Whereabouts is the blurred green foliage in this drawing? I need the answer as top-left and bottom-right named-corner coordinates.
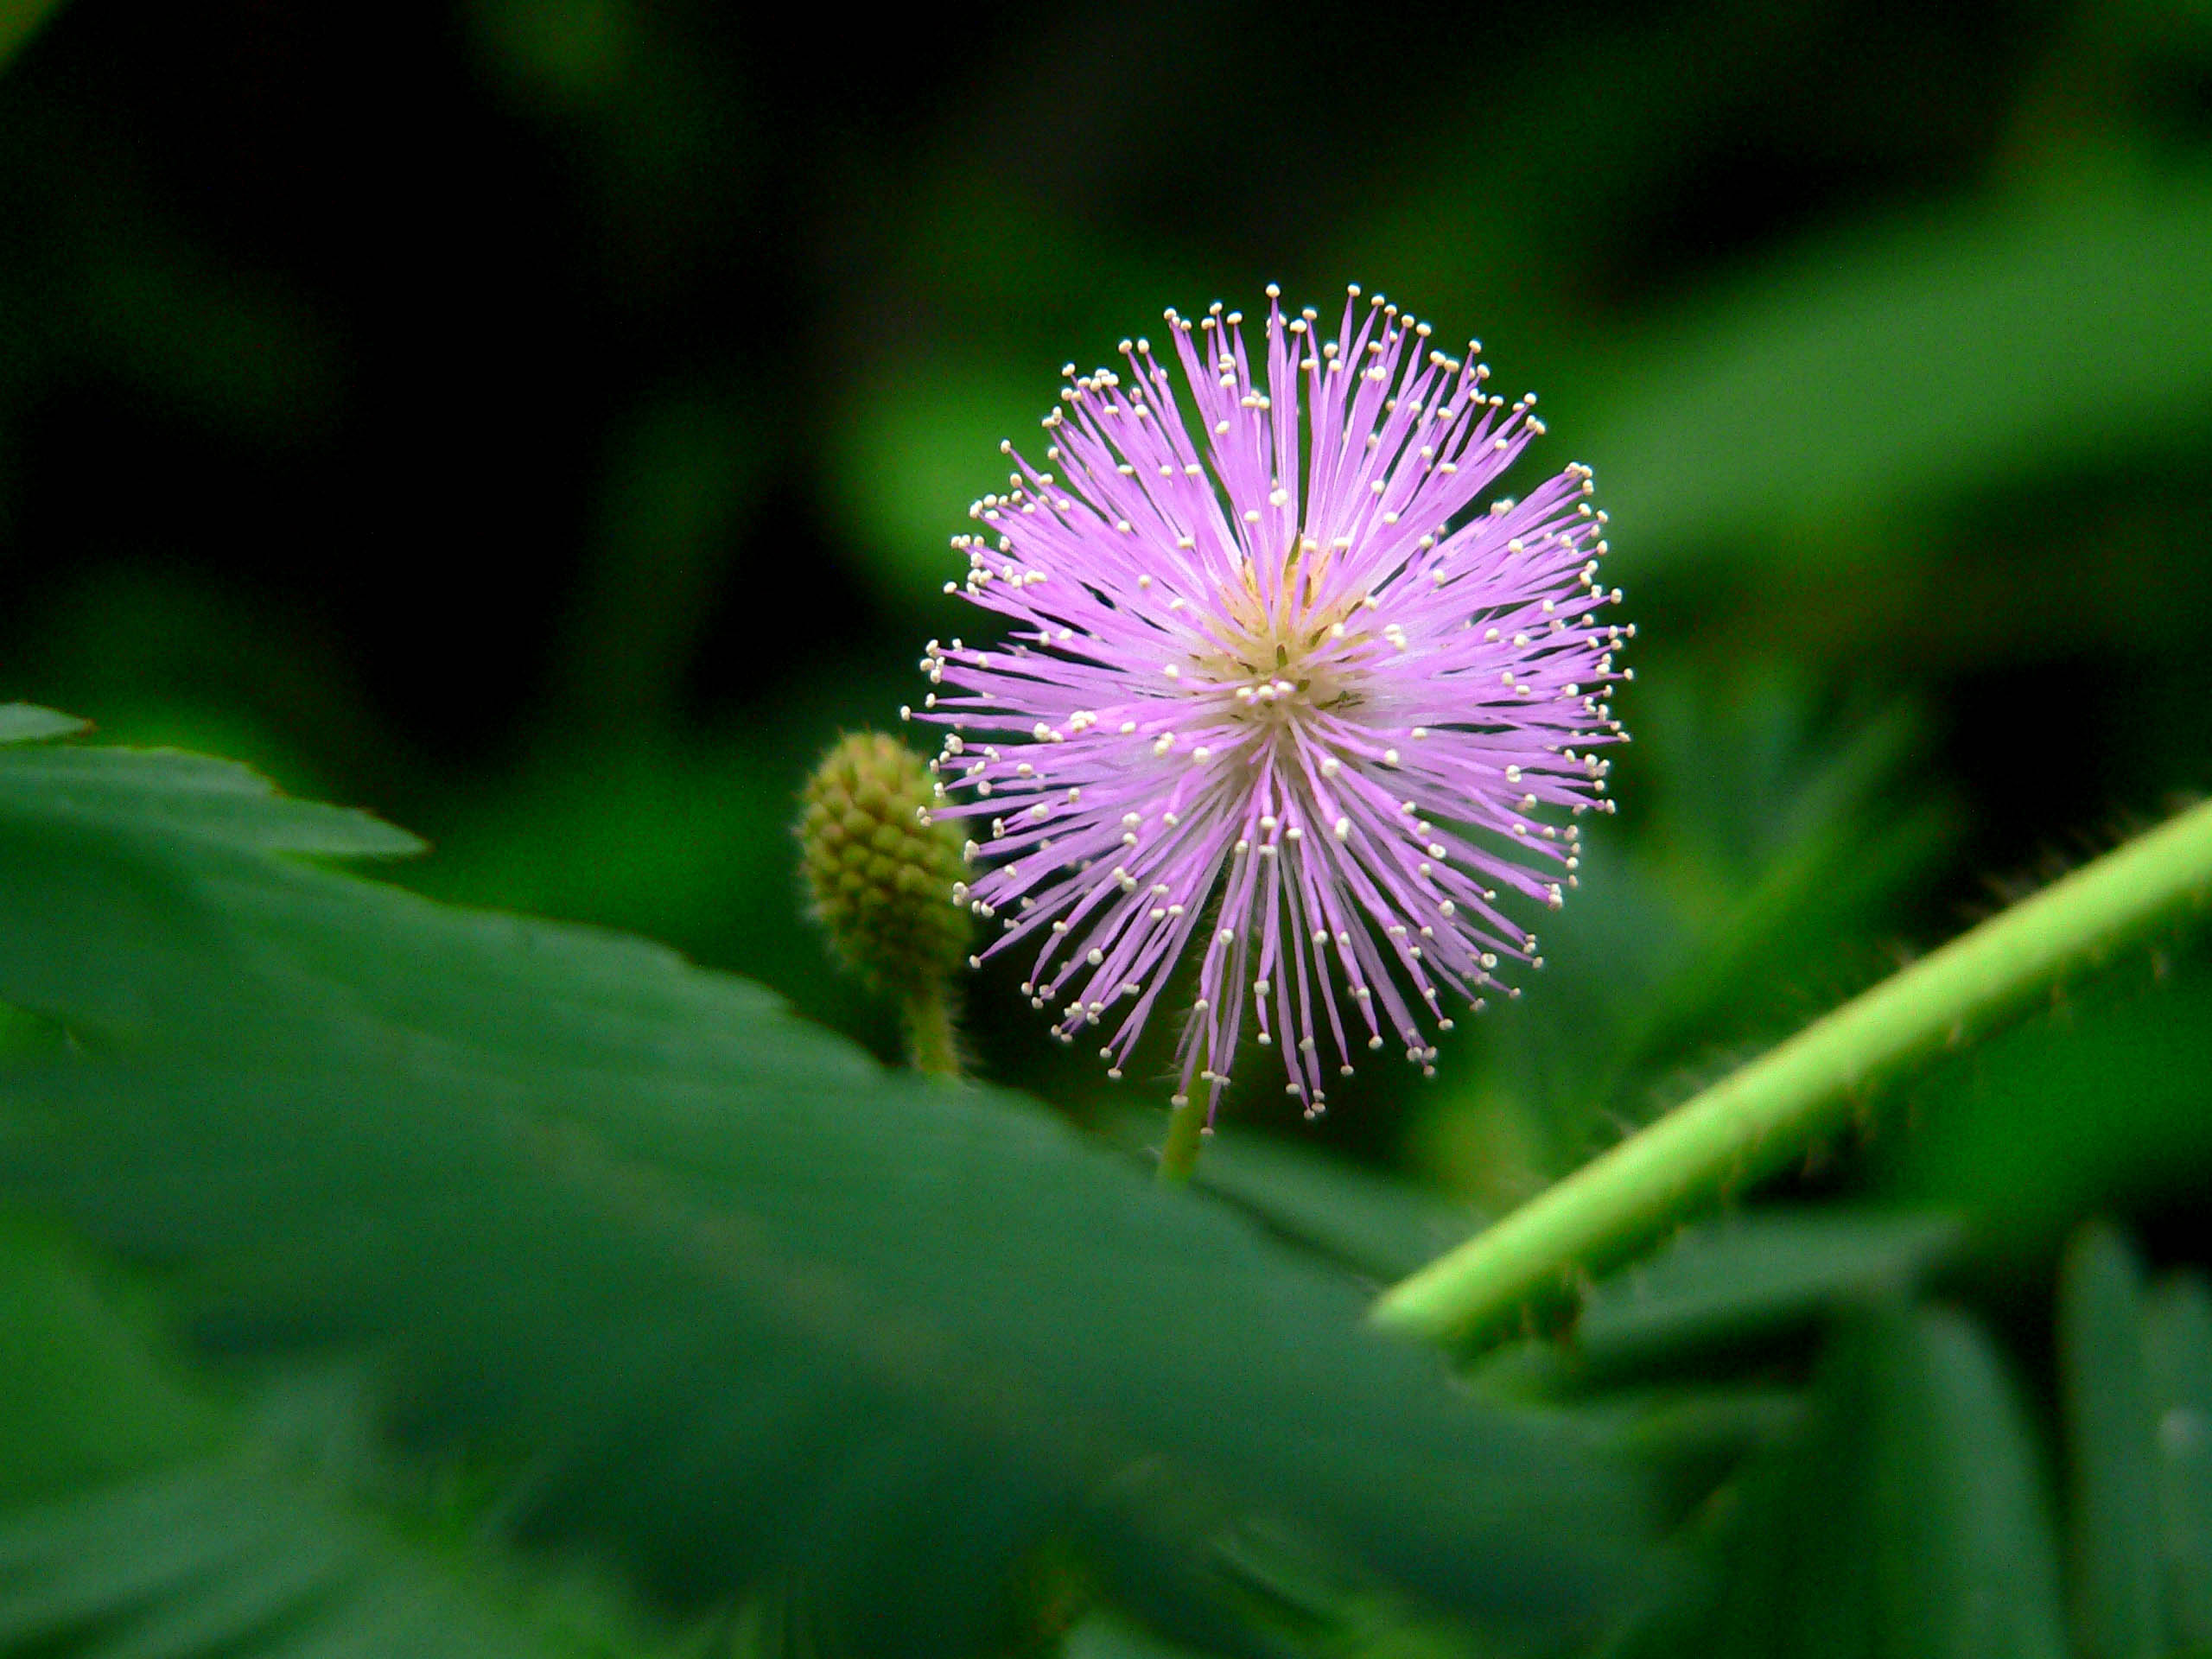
top-left (0, 715), bottom-right (1650, 1656)
top-left (3, 0), bottom-right (2212, 1652)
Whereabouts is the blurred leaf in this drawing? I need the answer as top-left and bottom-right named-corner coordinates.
top-left (822, 218), bottom-right (1193, 617)
top-left (553, 397), bottom-right (762, 734)
top-left (0, 1446), bottom-right (683, 1659)
top-left (0, 1222), bottom-right (223, 1510)
top-left (402, 740), bottom-right (789, 944)
top-left (78, 257), bottom-right (334, 433)
top-left (0, 704), bottom-right (86, 743)
top-left (461, 0), bottom-right (747, 269)
top-left (1567, 1388), bottom-right (1804, 1535)
top-left (0, 722), bottom-right (1653, 1654)
top-left (3, 1463), bottom-right (618, 1659)
top-left (1097, 1111), bottom-right (1483, 1287)
top-left (2061, 1224), bottom-right (2164, 1658)
top-left (1, 1218), bottom-right (667, 1659)
top-left (1182, 1522), bottom-right (1521, 1659)
top-left (391, 711), bottom-right (904, 1055)
top-left (468, 0), bottom-right (636, 109)
top-left (0, 85), bottom-right (337, 439)
top-left (1062, 1612), bottom-right (1217, 1659)
top-left (1588, 163), bottom-right (2212, 578)
top-left (2146, 1276), bottom-right (2212, 1648)
top-left (827, 354), bottom-right (1040, 612)
top-left (1597, 694), bottom-right (1956, 1089)
top-left (0, 743), bottom-right (423, 861)
top-left (1883, 950), bottom-right (2212, 1247)
top-left (1618, 1303), bottom-right (2068, 1658)
top-left (2057, 1223), bottom-right (2212, 1659)
top-left (1569, 1209), bottom-right (1961, 1375)
top-left (10, 568), bottom-right (389, 805)
top-left (0, 0), bottom-right (64, 73)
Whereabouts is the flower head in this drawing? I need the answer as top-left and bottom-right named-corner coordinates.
top-left (912, 285), bottom-right (1629, 1121)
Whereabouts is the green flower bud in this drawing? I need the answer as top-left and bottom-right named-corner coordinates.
top-left (798, 732), bottom-right (971, 998)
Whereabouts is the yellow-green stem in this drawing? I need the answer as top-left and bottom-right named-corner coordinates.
top-left (902, 985), bottom-right (963, 1080)
top-left (1158, 1096), bottom-right (1209, 1183)
top-left (1372, 796), bottom-right (2212, 1345)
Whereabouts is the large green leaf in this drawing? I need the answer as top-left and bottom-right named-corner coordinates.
top-left (1567, 1210), bottom-right (1961, 1377)
top-left (0, 1224), bottom-right (666, 1659)
top-left (1616, 1304), bottom-right (2068, 1658)
top-left (2146, 1276), bottom-right (2212, 1649)
top-left (0, 715), bottom-right (1651, 1654)
top-left (0, 1222), bottom-right (223, 1513)
top-left (4, 1462), bottom-right (621, 1659)
top-left (2061, 1224), bottom-right (2165, 1659)
top-left (1095, 1110), bottom-right (1484, 1287)
top-left (2059, 1224), bottom-right (2212, 1658)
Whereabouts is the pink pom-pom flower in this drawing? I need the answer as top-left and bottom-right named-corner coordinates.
top-left (912, 285), bottom-right (1630, 1122)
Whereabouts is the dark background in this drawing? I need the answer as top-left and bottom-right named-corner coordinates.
top-left (3, 0), bottom-right (2209, 1201)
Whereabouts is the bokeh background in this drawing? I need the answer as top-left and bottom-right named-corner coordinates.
top-left (3, 0), bottom-right (2209, 1214)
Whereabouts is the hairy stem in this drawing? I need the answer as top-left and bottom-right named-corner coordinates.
top-left (901, 986), bottom-right (963, 1081)
top-left (1158, 1096), bottom-right (1209, 1183)
top-left (1372, 797), bottom-right (2212, 1344)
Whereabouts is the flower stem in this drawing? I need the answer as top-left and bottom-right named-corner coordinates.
top-left (1158, 1097), bottom-right (1209, 1183)
top-left (901, 986), bottom-right (963, 1081)
top-left (1371, 796), bottom-right (2212, 1345)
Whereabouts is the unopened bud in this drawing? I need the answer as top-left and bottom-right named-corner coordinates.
top-left (798, 732), bottom-right (972, 995)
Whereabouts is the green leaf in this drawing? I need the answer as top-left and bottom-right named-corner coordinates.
top-left (1569, 1209), bottom-right (1961, 1375)
top-left (1618, 1304), bottom-right (2069, 1658)
top-left (1565, 1388), bottom-right (1803, 1535)
top-left (2059, 1224), bottom-right (2165, 1659)
top-left (0, 1215), bottom-right (672, 1659)
top-left (1062, 1612), bottom-right (1219, 1659)
top-left (1096, 1110), bottom-right (1484, 1286)
top-left (0, 1222), bottom-right (225, 1510)
top-left (2060, 1224), bottom-right (2212, 1657)
top-left (0, 733), bottom-right (1652, 1653)
top-left (0, 704), bottom-right (87, 744)
top-left (1859, 1309), bottom-right (2070, 1659)
top-left (2145, 1276), bottom-right (2212, 1649)
top-left (0, 746), bottom-right (423, 861)
top-left (0, 1432), bottom-right (666, 1659)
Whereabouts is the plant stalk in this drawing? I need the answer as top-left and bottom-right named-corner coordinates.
top-left (1158, 1096), bottom-right (1209, 1183)
top-left (902, 986), bottom-right (963, 1081)
top-left (1371, 796), bottom-right (2212, 1345)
